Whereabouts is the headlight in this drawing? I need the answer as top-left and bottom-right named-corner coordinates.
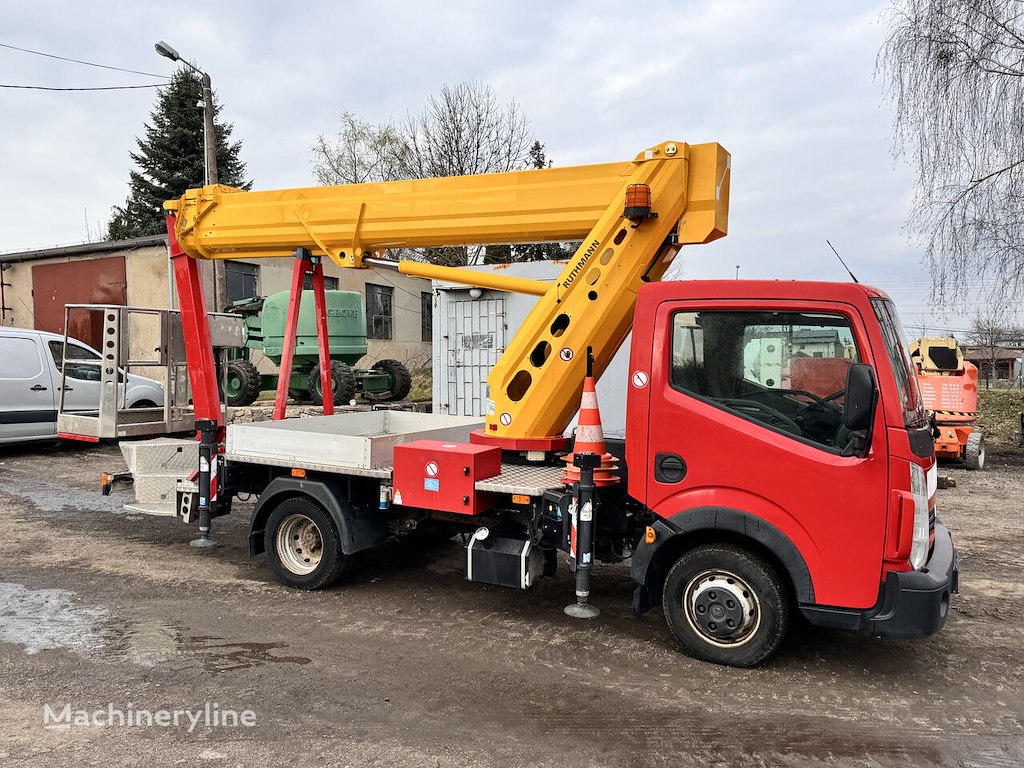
top-left (909, 464), bottom-right (929, 569)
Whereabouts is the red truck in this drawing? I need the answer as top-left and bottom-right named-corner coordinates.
top-left (150, 140), bottom-right (956, 667)
top-left (625, 280), bottom-right (954, 664)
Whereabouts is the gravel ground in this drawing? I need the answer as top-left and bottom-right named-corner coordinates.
top-left (0, 440), bottom-right (1021, 767)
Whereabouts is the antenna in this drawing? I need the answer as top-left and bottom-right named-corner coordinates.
top-left (826, 240), bottom-right (859, 283)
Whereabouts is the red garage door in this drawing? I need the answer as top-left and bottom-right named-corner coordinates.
top-left (32, 256), bottom-right (127, 349)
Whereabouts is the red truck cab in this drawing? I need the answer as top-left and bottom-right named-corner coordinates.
top-left (626, 280), bottom-right (957, 665)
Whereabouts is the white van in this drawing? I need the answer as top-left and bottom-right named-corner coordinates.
top-left (0, 327), bottom-right (165, 444)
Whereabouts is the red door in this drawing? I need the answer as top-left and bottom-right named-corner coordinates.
top-left (32, 257), bottom-right (127, 349)
top-left (637, 297), bottom-right (890, 609)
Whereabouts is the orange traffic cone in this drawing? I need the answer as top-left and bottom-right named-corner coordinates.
top-left (562, 374), bottom-right (619, 486)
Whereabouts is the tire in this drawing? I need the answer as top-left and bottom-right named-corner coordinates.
top-left (129, 400), bottom-right (158, 409)
top-left (263, 497), bottom-right (356, 589)
top-left (308, 361), bottom-right (357, 406)
top-left (662, 544), bottom-right (789, 667)
top-left (372, 359), bottom-right (412, 402)
top-left (965, 430), bottom-right (985, 470)
top-left (224, 359), bottom-right (261, 406)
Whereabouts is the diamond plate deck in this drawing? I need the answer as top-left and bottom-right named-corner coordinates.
top-left (474, 464), bottom-right (565, 496)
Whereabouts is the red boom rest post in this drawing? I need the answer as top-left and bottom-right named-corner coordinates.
top-left (310, 256), bottom-right (335, 416)
top-left (274, 248), bottom-right (334, 420)
top-left (167, 215), bottom-right (223, 434)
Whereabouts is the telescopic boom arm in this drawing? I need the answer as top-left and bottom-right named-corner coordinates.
top-left (165, 140), bottom-right (730, 445)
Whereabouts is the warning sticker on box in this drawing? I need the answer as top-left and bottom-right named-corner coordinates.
top-left (424, 478), bottom-right (440, 492)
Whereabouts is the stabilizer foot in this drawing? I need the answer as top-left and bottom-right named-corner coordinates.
top-left (564, 603), bottom-right (600, 619)
top-left (190, 536), bottom-right (219, 549)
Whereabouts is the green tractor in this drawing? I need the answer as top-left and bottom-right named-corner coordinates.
top-left (222, 289), bottom-right (412, 407)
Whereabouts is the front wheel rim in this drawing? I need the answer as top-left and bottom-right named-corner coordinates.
top-left (275, 514), bottom-right (324, 575)
top-left (683, 569), bottom-right (761, 648)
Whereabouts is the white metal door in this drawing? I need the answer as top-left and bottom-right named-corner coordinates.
top-left (446, 297), bottom-right (505, 416)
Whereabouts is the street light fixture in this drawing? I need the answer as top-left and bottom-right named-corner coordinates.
top-left (154, 40), bottom-right (218, 187)
top-left (154, 40), bottom-right (227, 310)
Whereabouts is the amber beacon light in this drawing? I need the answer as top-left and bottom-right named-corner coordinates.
top-left (624, 183), bottom-right (656, 222)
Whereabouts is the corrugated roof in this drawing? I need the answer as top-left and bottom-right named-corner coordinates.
top-left (0, 234), bottom-right (167, 264)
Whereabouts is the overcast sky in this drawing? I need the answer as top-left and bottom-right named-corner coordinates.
top-left (0, 0), bottom-right (1011, 335)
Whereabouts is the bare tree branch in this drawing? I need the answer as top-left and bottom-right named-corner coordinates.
top-left (879, 0), bottom-right (1024, 304)
top-left (310, 82), bottom-right (546, 266)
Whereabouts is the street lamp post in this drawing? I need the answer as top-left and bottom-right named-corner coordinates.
top-left (155, 40), bottom-right (226, 311)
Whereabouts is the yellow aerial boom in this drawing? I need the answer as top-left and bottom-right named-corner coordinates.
top-left (166, 140), bottom-right (730, 445)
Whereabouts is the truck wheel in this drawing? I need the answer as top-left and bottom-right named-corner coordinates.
top-left (224, 359), bottom-right (261, 406)
top-left (308, 361), bottom-right (357, 406)
top-left (264, 497), bottom-right (354, 589)
top-left (662, 544), bottom-right (789, 667)
top-left (965, 431), bottom-right (985, 470)
top-left (372, 359), bottom-right (412, 401)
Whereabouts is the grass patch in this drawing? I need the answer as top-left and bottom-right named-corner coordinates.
top-left (978, 389), bottom-right (1024, 446)
top-left (408, 367), bottom-right (432, 402)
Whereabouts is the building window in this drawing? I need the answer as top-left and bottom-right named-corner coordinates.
top-left (225, 262), bottom-right (259, 302)
top-left (421, 292), bottom-right (433, 342)
top-left (302, 273), bottom-right (339, 291)
top-left (366, 283), bottom-right (393, 340)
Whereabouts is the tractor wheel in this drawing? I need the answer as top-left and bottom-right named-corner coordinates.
top-left (965, 431), bottom-right (986, 470)
top-left (372, 359), bottom-right (413, 402)
top-left (308, 361), bottom-right (357, 406)
top-left (662, 544), bottom-right (789, 667)
top-left (224, 359), bottom-right (261, 406)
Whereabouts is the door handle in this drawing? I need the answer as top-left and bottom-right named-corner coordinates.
top-left (654, 452), bottom-right (687, 484)
top-left (60, 386), bottom-right (74, 392)
top-left (30, 384), bottom-right (48, 391)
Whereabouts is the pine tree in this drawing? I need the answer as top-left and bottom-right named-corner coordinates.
top-left (108, 69), bottom-right (250, 240)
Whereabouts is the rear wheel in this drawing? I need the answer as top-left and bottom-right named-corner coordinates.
top-left (372, 359), bottom-right (412, 402)
top-left (308, 361), bottom-right (357, 406)
top-left (224, 359), bottom-right (261, 406)
top-left (264, 497), bottom-right (355, 589)
top-left (965, 431), bottom-right (985, 470)
top-left (663, 544), bottom-right (789, 667)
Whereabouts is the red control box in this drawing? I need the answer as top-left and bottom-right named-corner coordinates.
top-left (392, 440), bottom-right (502, 515)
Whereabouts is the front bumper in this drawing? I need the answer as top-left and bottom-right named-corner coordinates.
top-left (801, 521), bottom-right (958, 639)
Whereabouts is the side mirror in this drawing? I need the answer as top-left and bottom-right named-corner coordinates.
top-left (844, 363), bottom-right (877, 432)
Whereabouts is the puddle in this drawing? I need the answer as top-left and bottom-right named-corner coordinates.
top-left (0, 466), bottom-right (126, 515)
top-left (101, 619), bottom-right (312, 673)
top-left (0, 582), bottom-right (310, 673)
top-left (0, 582), bottom-right (108, 655)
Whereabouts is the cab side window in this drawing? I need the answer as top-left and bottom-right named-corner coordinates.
top-left (670, 311), bottom-right (861, 451)
top-left (48, 341), bottom-right (102, 382)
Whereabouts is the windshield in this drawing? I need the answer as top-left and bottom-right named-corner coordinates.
top-left (871, 298), bottom-right (926, 427)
